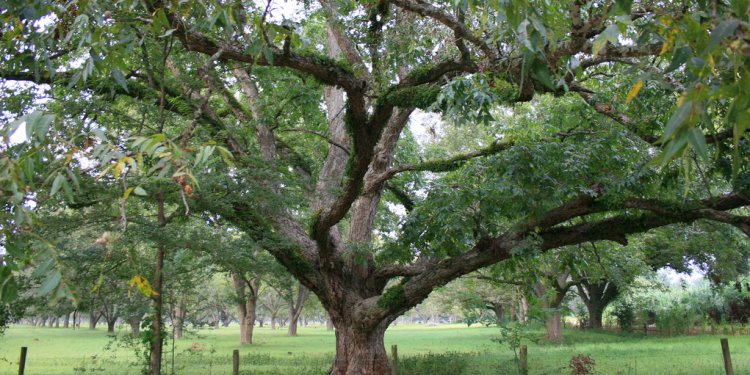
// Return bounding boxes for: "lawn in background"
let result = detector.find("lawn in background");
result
[1,323,749,374]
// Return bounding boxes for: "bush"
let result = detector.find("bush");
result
[612,302,634,333]
[568,354,596,375]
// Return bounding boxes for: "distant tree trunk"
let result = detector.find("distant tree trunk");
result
[232,273,259,345]
[519,295,529,323]
[489,302,504,324]
[326,315,334,331]
[63,312,70,328]
[271,313,277,330]
[89,310,100,330]
[287,284,310,336]
[129,316,141,336]
[545,309,563,340]
[576,279,619,329]
[55,317,60,328]
[533,272,572,341]
[173,301,185,339]
[258,317,264,328]
[106,317,117,333]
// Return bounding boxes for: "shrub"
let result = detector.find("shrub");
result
[612,302,634,333]
[568,354,596,375]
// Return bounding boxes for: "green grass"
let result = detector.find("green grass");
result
[1,323,749,374]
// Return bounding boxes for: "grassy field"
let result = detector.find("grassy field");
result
[1,323,749,374]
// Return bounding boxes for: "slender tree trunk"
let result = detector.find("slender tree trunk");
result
[326,315,334,331]
[149,245,165,375]
[173,301,185,339]
[258,317,264,328]
[271,313,277,330]
[63,312,70,328]
[520,296,529,323]
[287,284,310,337]
[89,310,99,330]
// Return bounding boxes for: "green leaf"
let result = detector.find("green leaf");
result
[687,127,708,162]
[663,100,693,141]
[706,19,739,51]
[32,257,54,278]
[262,46,274,65]
[133,186,147,196]
[50,173,64,195]
[111,68,129,92]
[1,278,18,303]
[614,0,633,14]
[37,270,62,296]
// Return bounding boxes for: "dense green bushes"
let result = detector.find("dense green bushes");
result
[605,278,750,335]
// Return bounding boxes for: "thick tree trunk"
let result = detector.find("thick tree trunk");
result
[232,273,258,344]
[545,310,563,341]
[287,315,299,336]
[490,302,504,324]
[271,314,277,330]
[576,279,618,330]
[587,303,605,329]
[107,318,117,333]
[63,312,70,328]
[129,316,141,336]
[329,322,391,375]
[240,297,257,344]
[149,245,165,375]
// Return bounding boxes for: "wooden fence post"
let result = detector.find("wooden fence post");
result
[391,345,398,375]
[519,344,528,375]
[721,338,734,375]
[232,349,239,375]
[18,347,27,375]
